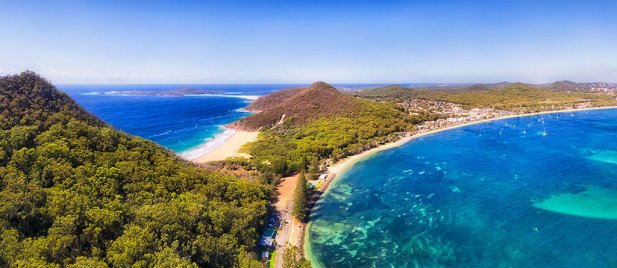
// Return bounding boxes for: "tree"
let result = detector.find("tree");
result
[292,171,308,221]
[300,156,308,172]
[282,245,311,268]
[308,157,319,179]
[0,72,270,267]
[237,247,264,268]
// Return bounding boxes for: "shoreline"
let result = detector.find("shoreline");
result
[181,127,259,163]
[325,105,617,195]
[303,105,617,267]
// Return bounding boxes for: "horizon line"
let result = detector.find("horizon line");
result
[54,80,616,86]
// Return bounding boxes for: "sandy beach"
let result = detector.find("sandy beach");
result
[189,130,259,163]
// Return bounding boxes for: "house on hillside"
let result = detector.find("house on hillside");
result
[259,228,276,247]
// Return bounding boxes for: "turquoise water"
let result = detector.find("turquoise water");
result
[307,109,617,267]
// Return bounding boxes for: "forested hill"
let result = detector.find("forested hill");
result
[0,72,104,130]
[355,83,617,111]
[229,81,363,131]
[0,72,269,267]
[230,81,414,177]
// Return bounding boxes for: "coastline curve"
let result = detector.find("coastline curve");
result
[304,106,617,267]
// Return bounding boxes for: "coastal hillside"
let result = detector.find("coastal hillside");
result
[244,87,304,112]
[356,83,617,112]
[549,80,617,92]
[229,81,414,176]
[230,82,363,131]
[0,72,269,267]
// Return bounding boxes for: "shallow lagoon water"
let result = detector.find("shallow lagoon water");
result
[307,109,617,267]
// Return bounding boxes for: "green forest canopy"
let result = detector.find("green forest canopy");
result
[0,72,270,267]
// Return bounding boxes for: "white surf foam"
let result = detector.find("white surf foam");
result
[179,128,236,161]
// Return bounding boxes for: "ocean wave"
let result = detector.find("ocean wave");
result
[233,107,256,113]
[149,130,173,138]
[179,128,236,160]
[186,94,260,100]
[146,125,202,139]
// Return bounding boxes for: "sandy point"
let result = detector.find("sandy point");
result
[192,130,259,163]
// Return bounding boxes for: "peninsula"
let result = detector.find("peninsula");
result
[189,79,617,267]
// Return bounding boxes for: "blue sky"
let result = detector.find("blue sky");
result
[1,0,616,84]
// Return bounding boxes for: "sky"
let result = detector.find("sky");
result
[1,0,616,84]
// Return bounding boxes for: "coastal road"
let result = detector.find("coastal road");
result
[273,171,337,267]
[273,175,298,268]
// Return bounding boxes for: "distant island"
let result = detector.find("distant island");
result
[89,87,233,96]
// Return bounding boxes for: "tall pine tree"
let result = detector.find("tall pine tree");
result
[292,171,308,221]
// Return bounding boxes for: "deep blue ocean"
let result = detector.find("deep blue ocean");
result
[59,84,295,154]
[59,84,387,155]
[307,108,617,267]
